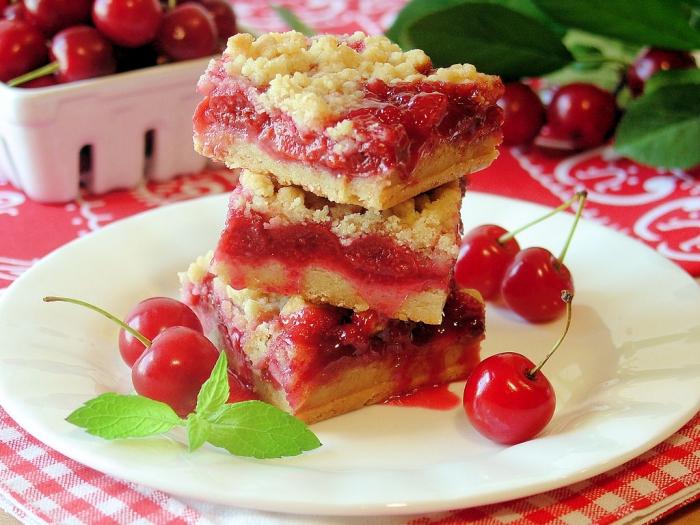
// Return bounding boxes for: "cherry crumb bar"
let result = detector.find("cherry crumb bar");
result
[213,170,463,325]
[181,253,485,424]
[193,31,504,210]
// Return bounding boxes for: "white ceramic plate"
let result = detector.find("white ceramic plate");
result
[1,193,698,516]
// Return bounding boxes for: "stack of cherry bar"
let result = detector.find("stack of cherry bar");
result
[181,31,504,423]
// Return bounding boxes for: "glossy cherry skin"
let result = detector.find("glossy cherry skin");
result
[454,225,521,300]
[92,0,162,48]
[498,82,545,146]
[463,352,556,444]
[132,327,219,416]
[156,3,217,61]
[24,0,92,36]
[21,75,58,88]
[200,0,237,44]
[627,48,696,96]
[50,26,116,83]
[501,247,574,323]
[119,296,203,367]
[0,20,48,83]
[3,4,30,22]
[547,83,617,149]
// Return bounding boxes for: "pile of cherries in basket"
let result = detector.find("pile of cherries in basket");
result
[498,47,697,151]
[0,0,237,87]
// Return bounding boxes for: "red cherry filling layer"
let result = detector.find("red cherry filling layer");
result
[185,276,485,411]
[194,61,503,179]
[214,210,453,317]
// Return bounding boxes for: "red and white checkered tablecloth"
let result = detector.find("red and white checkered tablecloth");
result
[1,1,699,524]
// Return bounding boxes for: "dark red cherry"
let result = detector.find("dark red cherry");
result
[0,20,47,83]
[498,82,545,146]
[200,0,237,44]
[627,48,696,96]
[156,3,218,61]
[24,0,92,36]
[50,26,116,83]
[92,0,162,48]
[547,83,617,149]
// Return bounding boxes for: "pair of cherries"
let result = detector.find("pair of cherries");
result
[455,191,586,323]
[43,295,249,416]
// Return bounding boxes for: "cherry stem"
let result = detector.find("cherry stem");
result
[557,190,587,264]
[498,191,587,244]
[168,0,177,10]
[43,296,152,348]
[527,290,573,379]
[7,62,59,87]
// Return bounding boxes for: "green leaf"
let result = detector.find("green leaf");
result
[386,0,565,45]
[270,5,316,36]
[644,68,700,95]
[66,393,182,439]
[205,401,321,459]
[532,0,700,50]
[195,352,229,417]
[614,84,700,169]
[402,3,573,79]
[187,415,208,452]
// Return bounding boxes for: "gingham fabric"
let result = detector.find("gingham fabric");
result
[1,1,699,524]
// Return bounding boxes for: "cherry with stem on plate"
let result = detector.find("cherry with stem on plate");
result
[118,296,203,367]
[0,20,48,83]
[157,2,218,61]
[501,191,587,323]
[43,296,218,417]
[454,191,586,300]
[8,25,116,86]
[463,290,574,444]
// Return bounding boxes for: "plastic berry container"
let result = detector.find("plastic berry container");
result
[0,57,210,203]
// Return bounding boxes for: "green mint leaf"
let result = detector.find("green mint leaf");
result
[271,5,316,36]
[205,401,321,459]
[187,415,209,452]
[66,393,182,439]
[532,0,700,50]
[386,0,565,45]
[614,84,700,169]
[402,3,572,80]
[195,351,230,417]
[644,68,700,95]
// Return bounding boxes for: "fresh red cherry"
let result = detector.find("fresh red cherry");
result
[498,82,545,146]
[132,326,219,416]
[0,0,8,15]
[3,3,30,22]
[92,0,162,48]
[463,291,573,444]
[119,296,203,367]
[156,3,218,61]
[547,83,617,149]
[627,48,696,96]
[200,0,237,44]
[21,75,57,88]
[0,20,47,83]
[463,352,555,444]
[24,0,91,36]
[454,225,520,300]
[501,247,573,323]
[50,26,116,83]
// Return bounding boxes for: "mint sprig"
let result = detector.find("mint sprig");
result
[66,352,321,459]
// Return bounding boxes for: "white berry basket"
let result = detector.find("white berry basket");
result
[0,57,211,203]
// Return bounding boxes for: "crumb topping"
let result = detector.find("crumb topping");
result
[222,31,488,129]
[234,170,461,259]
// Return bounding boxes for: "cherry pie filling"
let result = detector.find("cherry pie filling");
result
[194,61,503,179]
[185,276,484,410]
[214,210,453,316]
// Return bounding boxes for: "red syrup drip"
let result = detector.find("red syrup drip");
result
[226,371,258,403]
[387,384,460,410]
